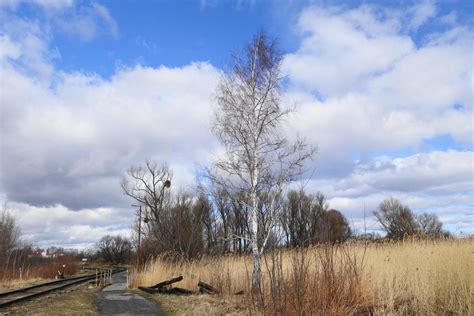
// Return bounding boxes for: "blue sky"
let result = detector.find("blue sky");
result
[9,0,473,77]
[0,0,472,248]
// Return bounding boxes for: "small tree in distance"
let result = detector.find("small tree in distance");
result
[0,203,20,265]
[374,198,418,240]
[417,212,446,238]
[211,31,315,292]
[374,198,448,239]
[321,209,352,243]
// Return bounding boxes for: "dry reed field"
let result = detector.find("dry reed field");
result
[131,238,472,315]
[0,256,80,291]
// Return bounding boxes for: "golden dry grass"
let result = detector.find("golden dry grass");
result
[0,285,99,315]
[132,238,472,315]
[0,278,44,292]
[134,290,252,316]
[364,239,472,314]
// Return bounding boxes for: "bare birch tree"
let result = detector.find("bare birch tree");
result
[211,32,315,292]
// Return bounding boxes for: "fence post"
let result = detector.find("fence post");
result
[95,269,98,287]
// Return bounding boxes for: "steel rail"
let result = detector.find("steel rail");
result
[0,273,96,298]
[0,268,126,309]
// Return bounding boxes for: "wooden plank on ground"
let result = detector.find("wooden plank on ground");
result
[198,281,219,294]
[138,286,160,294]
[151,276,183,289]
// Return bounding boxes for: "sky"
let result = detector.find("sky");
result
[0,0,472,249]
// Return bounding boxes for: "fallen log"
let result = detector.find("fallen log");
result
[166,287,194,295]
[138,285,194,296]
[138,286,160,294]
[151,276,183,289]
[198,281,219,294]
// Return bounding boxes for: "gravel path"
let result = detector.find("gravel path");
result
[96,271,163,316]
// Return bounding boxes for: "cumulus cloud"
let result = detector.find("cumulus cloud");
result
[283,5,414,97]
[408,0,436,31]
[282,3,473,234]
[307,151,472,199]
[50,2,118,41]
[8,202,132,248]
[1,0,118,43]
[1,57,220,209]
[284,3,473,173]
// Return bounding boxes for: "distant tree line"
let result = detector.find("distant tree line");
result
[122,162,451,262]
[96,235,132,264]
[123,161,354,261]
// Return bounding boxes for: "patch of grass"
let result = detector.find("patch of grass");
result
[133,289,254,316]
[0,269,92,292]
[2,285,100,315]
[0,278,44,292]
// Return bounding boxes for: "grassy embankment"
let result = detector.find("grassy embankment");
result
[1,285,100,315]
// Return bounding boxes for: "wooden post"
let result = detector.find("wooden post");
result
[138,206,142,260]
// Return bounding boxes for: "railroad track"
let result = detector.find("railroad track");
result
[0,268,126,309]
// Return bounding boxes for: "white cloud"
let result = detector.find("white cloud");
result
[408,0,436,31]
[284,3,473,176]
[33,0,75,11]
[1,59,220,209]
[55,2,118,41]
[283,5,414,97]
[310,151,473,198]
[0,35,21,59]
[7,202,132,249]
[0,14,55,79]
[0,1,118,43]
[281,2,473,234]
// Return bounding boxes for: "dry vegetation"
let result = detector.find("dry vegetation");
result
[131,238,472,315]
[0,255,80,286]
[2,285,99,315]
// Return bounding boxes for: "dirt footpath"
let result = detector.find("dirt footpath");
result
[96,271,163,316]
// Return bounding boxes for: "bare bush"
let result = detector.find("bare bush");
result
[0,203,20,265]
[374,198,449,240]
[97,235,132,264]
[374,198,418,240]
